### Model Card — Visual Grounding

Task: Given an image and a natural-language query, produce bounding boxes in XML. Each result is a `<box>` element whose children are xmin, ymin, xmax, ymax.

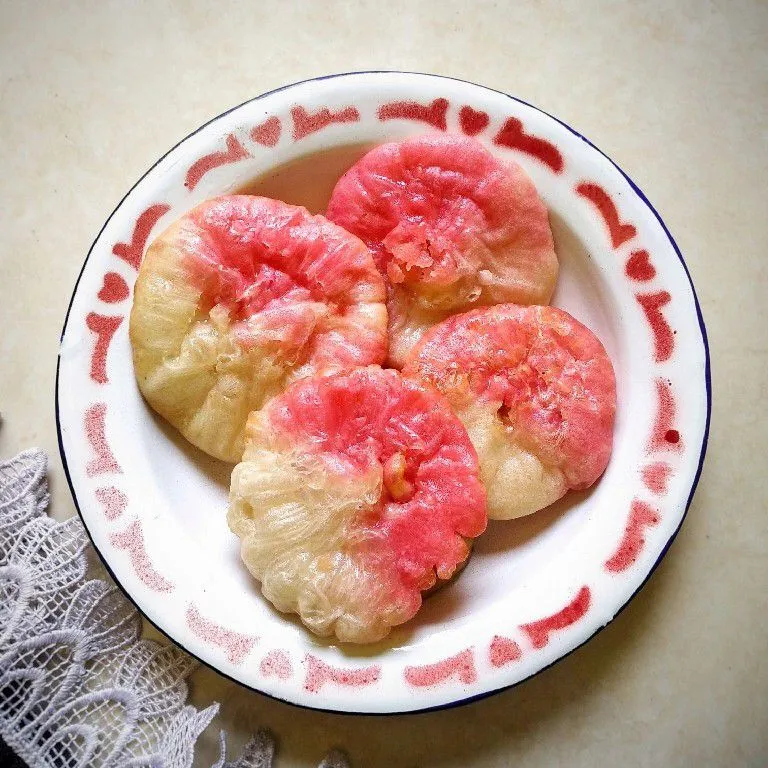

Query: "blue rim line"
<box><xmin>55</xmin><ymin>70</ymin><xmax>712</xmax><ymax>716</ymax></box>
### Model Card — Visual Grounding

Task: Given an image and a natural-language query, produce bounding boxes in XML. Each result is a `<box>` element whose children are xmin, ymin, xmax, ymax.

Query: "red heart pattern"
<box><xmin>626</xmin><ymin>250</ymin><xmax>656</xmax><ymax>281</ymax></box>
<box><xmin>260</xmin><ymin>649</ymin><xmax>292</xmax><ymax>679</ymax></box>
<box><xmin>641</xmin><ymin>461</ymin><xmax>672</xmax><ymax>495</ymax></box>
<box><xmin>98</xmin><ymin>272</ymin><xmax>130</xmax><ymax>303</ymax></box>
<box><xmin>459</xmin><ymin>106</ymin><xmax>490</xmax><ymax>136</ymax></box>
<box><xmin>251</xmin><ymin>116</ymin><xmax>282</xmax><ymax>147</ymax></box>
<box><xmin>489</xmin><ymin>636</ymin><xmax>522</xmax><ymax>667</ymax></box>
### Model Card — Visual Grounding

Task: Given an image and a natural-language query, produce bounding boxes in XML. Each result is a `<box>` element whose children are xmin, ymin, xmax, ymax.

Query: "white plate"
<box><xmin>56</xmin><ymin>72</ymin><xmax>710</xmax><ymax>713</ymax></box>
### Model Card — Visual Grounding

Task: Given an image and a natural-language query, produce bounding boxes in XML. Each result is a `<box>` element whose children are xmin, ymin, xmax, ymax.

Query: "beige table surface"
<box><xmin>1</xmin><ymin>1</ymin><xmax>766</xmax><ymax>766</ymax></box>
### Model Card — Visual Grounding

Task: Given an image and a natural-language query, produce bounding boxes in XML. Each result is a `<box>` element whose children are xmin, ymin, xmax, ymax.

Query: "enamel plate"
<box><xmin>57</xmin><ymin>72</ymin><xmax>710</xmax><ymax>713</ymax></box>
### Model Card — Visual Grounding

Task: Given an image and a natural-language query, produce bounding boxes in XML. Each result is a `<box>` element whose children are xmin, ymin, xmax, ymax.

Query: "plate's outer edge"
<box><xmin>56</xmin><ymin>70</ymin><xmax>711</xmax><ymax>714</ymax></box>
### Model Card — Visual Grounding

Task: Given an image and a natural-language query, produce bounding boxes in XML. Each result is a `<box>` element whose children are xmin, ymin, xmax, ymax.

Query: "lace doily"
<box><xmin>0</xmin><ymin>448</ymin><xmax>350</xmax><ymax>768</ymax></box>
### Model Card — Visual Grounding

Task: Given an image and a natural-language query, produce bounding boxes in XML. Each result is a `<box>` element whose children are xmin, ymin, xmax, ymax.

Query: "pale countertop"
<box><xmin>1</xmin><ymin>1</ymin><xmax>766</xmax><ymax>766</ymax></box>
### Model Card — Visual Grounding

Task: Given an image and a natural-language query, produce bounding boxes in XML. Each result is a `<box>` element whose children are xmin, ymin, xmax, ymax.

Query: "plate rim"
<box><xmin>55</xmin><ymin>70</ymin><xmax>712</xmax><ymax>715</ymax></box>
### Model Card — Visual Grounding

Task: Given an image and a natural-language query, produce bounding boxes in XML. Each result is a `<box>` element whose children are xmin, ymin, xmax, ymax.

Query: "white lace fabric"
<box><xmin>0</xmin><ymin>449</ymin><xmax>350</xmax><ymax>768</ymax></box>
